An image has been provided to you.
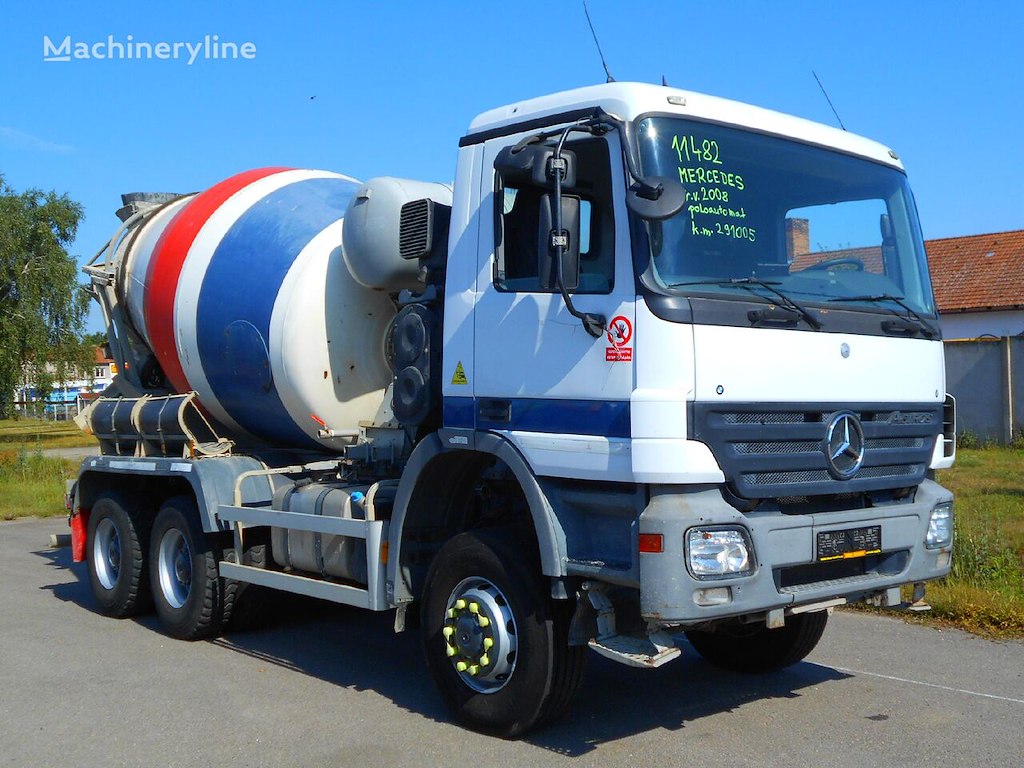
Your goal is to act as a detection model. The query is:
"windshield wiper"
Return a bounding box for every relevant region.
[827,294,938,339]
[670,277,823,330]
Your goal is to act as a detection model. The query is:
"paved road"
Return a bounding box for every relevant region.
[2,517,1022,768]
[40,445,99,461]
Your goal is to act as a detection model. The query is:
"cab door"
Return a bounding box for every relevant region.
[471,130,636,480]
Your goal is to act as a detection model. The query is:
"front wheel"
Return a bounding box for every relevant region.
[685,611,829,673]
[421,531,585,738]
[149,496,231,640]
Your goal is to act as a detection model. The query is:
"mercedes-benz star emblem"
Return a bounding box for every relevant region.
[825,412,865,480]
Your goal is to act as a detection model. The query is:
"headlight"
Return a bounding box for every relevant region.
[686,527,754,579]
[926,503,953,549]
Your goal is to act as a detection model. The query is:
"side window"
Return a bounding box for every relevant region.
[494,137,614,294]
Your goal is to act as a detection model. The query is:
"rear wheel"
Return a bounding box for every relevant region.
[149,496,231,640]
[226,529,275,631]
[685,611,829,673]
[86,493,152,617]
[421,530,585,738]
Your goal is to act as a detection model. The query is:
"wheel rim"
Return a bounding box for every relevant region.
[442,577,518,694]
[156,527,192,609]
[92,518,121,590]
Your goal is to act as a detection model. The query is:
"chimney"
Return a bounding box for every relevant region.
[785,218,809,262]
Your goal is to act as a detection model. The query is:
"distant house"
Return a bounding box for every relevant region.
[925,230,1024,340]
[89,345,117,386]
[14,346,116,411]
[48,346,116,401]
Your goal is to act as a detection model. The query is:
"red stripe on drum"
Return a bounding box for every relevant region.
[144,167,291,392]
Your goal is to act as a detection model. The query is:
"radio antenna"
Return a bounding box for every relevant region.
[812,70,846,131]
[583,0,615,83]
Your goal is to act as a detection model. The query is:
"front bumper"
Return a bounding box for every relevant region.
[638,479,953,625]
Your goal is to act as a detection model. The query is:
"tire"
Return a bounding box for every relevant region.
[149,496,231,640]
[421,530,585,738]
[685,611,829,673]
[86,493,153,618]
[225,529,275,632]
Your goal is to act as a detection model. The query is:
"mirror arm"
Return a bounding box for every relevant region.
[552,126,606,338]
[511,109,653,196]
[590,109,665,202]
[510,132,544,155]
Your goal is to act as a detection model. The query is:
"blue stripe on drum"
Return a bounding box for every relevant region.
[195,176,358,448]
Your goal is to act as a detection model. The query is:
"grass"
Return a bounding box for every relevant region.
[0,446,77,520]
[0,417,99,450]
[0,418,95,519]
[923,447,1024,636]
[851,447,1024,637]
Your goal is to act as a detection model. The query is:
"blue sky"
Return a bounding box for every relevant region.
[2,1,1021,331]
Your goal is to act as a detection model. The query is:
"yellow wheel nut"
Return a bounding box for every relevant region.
[447,609,457,619]
[468,602,479,614]
[442,626,454,639]
[468,665,479,676]
[478,615,490,628]
[482,637,493,650]
[479,654,490,667]
[446,645,457,657]
[454,599,466,610]
[456,661,468,672]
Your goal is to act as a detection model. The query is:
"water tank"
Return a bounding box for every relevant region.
[342,176,453,291]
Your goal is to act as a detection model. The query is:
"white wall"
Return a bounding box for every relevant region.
[939,309,1024,340]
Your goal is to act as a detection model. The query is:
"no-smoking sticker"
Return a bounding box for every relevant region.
[605,315,633,362]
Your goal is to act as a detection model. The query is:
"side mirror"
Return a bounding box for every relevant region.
[537,194,580,291]
[626,176,687,221]
[494,145,577,190]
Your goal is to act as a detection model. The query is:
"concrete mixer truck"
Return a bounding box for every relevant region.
[68,82,956,737]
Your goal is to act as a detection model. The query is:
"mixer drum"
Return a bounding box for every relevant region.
[117,168,396,450]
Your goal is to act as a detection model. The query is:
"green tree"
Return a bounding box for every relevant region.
[81,331,108,349]
[0,174,88,418]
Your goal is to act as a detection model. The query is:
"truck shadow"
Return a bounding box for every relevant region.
[40,545,850,753]
[529,652,849,755]
[212,594,449,726]
[217,605,850,755]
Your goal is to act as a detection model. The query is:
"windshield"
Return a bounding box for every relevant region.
[635,117,936,316]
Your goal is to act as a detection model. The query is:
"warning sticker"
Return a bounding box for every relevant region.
[605,315,633,362]
[451,361,468,385]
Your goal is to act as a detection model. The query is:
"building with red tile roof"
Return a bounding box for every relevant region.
[925,229,1024,339]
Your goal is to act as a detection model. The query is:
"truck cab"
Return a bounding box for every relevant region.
[431,80,952,612]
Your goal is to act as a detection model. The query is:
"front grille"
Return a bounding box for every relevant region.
[691,402,941,500]
[734,440,818,455]
[745,463,921,487]
[866,437,926,450]
[734,436,923,456]
[723,412,809,425]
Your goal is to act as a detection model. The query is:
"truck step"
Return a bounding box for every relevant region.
[219,561,389,611]
[588,630,681,669]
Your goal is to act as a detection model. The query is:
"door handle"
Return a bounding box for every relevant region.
[477,399,511,423]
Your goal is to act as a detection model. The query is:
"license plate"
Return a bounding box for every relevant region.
[817,525,882,562]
